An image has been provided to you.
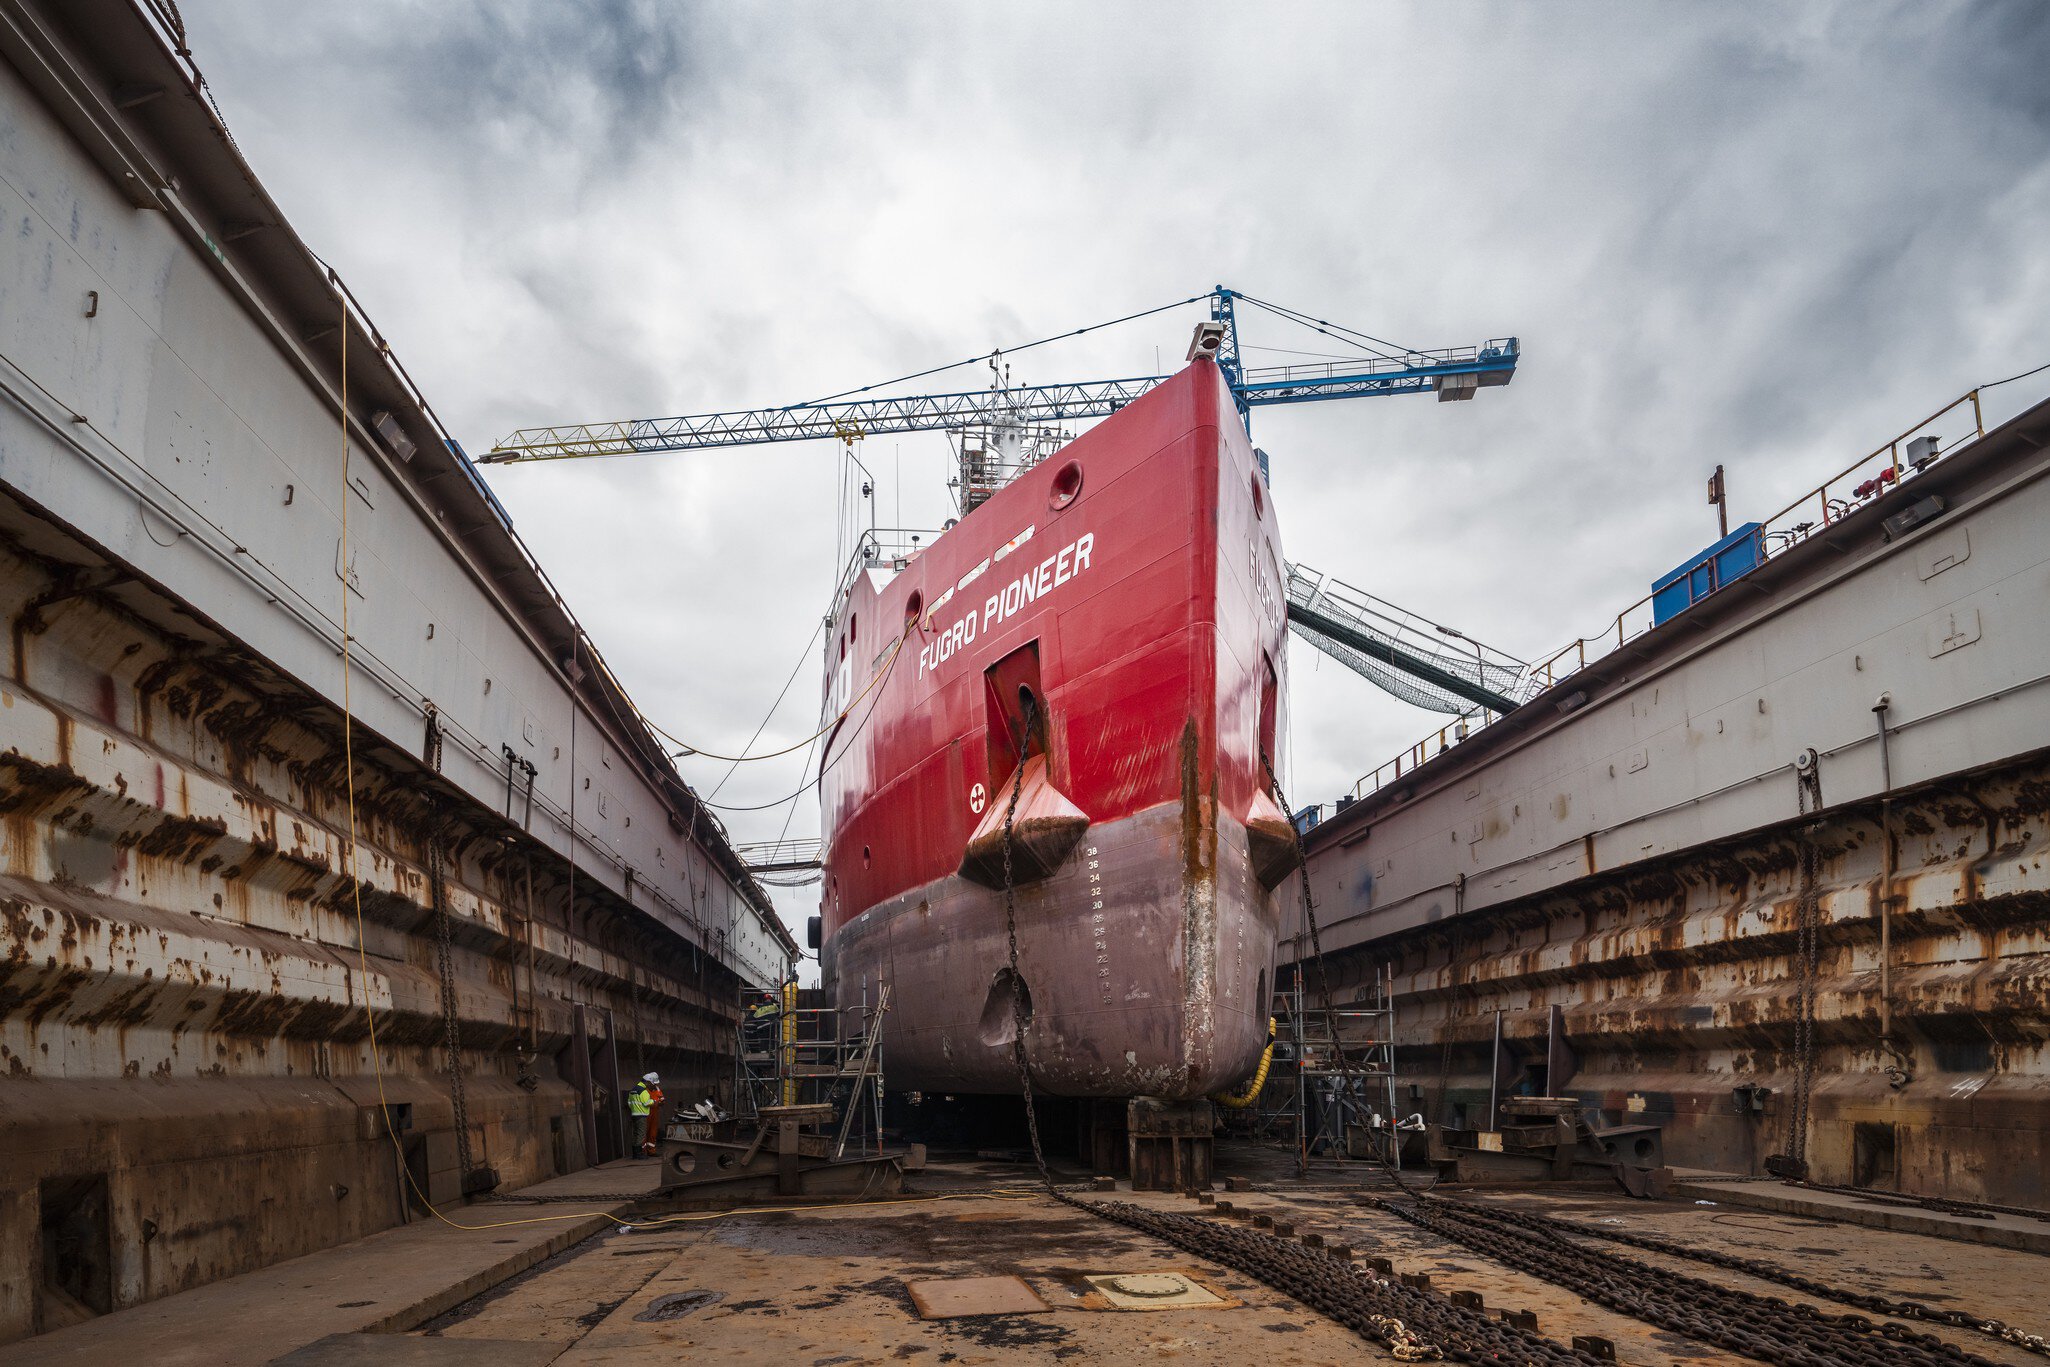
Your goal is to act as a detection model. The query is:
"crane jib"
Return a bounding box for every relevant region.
[478,315,1518,463]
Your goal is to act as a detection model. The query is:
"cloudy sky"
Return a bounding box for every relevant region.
[186,1,2050,955]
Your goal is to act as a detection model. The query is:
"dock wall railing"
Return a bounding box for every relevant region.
[1341,389,1988,803]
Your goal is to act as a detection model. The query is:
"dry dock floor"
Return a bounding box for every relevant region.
[18,1148,2050,1365]
[404,1151,2050,1365]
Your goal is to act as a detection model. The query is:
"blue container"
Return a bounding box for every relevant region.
[1652,522,1763,625]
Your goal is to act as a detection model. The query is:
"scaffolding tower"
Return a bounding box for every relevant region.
[735,983,893,1157]
[1222,966,1405,1175]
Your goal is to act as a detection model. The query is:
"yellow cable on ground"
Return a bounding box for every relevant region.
[1212,1017,1277,1110]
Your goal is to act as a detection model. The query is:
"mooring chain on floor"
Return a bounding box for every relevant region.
[1370,1193,2010,1367]
[1788,1177,2050,1226]
[1082,1196,1601,1364]
[1431,1198,2050,1358]
[987,727,1607,1362]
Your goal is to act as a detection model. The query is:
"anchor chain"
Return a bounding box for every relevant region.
[1432,1197,2050,1358]
[989,716,1613,1361]
[1081,1195,1608,1363]
[1786,1176,2050,1226]
[1370,1192,2010,1366]
[988,716,2027,1364]
[999,694,1053,1189]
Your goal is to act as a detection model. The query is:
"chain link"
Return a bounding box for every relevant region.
[984,722,1590,1361]
[1788,1177,2050,1225]
[1434,1197,2050,1358]
[1371,1191,2011,1366]
[1081,1195,1610,1363]
[999,696,1052,1188]
[977,725,2033,1363]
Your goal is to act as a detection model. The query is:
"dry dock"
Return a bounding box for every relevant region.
[1,0,795,1343]
[18,1145,2050,1365]
[9,0,2050,1361]
[1292,381,2050,1201]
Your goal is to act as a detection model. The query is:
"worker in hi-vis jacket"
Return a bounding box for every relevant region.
[628,1072,664,1157]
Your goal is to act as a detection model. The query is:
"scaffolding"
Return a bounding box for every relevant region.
[1222,967,1404,1175]
[735,983,893,1157]
[1290,965,1403,1176]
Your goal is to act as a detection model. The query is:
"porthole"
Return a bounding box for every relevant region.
[1251,471,1265,520]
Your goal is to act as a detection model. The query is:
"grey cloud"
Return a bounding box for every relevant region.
[183,1,2050,955]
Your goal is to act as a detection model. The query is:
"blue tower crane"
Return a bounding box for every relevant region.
[477,287,1518,463]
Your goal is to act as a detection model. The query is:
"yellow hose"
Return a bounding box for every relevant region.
[1212,1017,1277,1110]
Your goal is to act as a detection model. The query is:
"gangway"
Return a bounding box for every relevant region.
[1284,563,1526,717]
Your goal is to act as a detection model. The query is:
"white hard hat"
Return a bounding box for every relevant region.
[642,1072,660,1083]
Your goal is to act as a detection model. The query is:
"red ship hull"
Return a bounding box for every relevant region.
[818,362,1293,1100]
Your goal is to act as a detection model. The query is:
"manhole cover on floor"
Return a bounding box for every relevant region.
[634,1289,726,1321]
[1081,1271,1225,1310]
[905,1275,1049,1319]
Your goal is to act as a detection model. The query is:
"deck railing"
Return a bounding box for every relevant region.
[1343,389,1988,803]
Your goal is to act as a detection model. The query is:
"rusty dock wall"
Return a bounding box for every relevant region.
[0,0,795,1344]
[1295,392,2050,1204]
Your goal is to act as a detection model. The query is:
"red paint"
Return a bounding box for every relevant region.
[818,362,1290,1094]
